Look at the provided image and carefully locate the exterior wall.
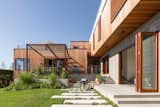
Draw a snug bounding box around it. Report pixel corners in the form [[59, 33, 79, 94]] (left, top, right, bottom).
[[90, 0, 141, 56], [109, 54, 119, 84], [14, 49, 43, 79], [70, 41, 90, 52], [99, 13, 160, 90], [68, 49, 88, 72]]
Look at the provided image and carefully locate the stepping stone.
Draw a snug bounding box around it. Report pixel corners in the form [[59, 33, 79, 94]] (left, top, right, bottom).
[[63, 99, 107, 104], [69, 91, 95, 93], [51, 105, 112, 107], [51, 95, 101, 99], [62, 93, 97, 96]]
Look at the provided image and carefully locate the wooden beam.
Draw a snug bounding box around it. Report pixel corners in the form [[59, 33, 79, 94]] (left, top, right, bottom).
[[27, 44, 46, 58]]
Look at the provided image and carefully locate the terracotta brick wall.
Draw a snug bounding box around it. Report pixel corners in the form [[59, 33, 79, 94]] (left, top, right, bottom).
[[68, 49, 88, 72], [14, 49, 43, 79]]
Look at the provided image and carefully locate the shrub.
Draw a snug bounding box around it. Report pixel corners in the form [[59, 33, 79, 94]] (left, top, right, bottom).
[[31, 82, 41, 89], [40, 82, 51, 89], [14, 80, 29, 90], [54, 82, 62, 89], [32, 66, 43, 76], [5, 82, 15, 91], [19, 73, 35, 84], [48, 73, 57, 87], [60, 71, 68, 79]]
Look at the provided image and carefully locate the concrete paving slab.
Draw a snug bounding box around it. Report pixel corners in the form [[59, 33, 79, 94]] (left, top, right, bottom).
[[61, 93, 97, 96], [63, 99, 107, 104], [51, 95, 101, 99], [69, 91, 95, 93], [51, 105, 113, 107]]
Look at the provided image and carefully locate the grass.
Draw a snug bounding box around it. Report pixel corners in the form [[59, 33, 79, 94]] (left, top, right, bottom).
[[0, 88, 65, 107], [94, 89, 118, 107]]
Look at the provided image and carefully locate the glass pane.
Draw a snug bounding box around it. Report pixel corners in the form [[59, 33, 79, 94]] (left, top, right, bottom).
[[16, 59, 24, 70], [142, 35, 156, 89], [16, 58, 28, 71]]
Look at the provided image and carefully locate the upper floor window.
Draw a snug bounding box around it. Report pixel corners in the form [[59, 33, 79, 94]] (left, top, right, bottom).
[[15, 58, 28, 71], [98, 17, 101, 42], [111, 0, 127, 22], [93, 33, 95, 50], [73, 46, 79, 49]]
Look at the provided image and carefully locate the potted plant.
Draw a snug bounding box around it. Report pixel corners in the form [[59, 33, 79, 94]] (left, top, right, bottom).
[[95, 74, 102, 84]]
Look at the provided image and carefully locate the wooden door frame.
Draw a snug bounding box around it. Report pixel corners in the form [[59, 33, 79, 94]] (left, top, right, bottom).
[[118, 53, 122, 84], [102, 58, 107, 74], [136, 32, 159, 92]]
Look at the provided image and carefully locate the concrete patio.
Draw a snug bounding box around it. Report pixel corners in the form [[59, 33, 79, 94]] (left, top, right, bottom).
[[95, 84, 160, 107]]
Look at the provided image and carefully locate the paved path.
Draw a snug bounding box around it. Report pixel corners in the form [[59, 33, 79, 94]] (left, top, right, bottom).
[[51, 89, 114, 107]]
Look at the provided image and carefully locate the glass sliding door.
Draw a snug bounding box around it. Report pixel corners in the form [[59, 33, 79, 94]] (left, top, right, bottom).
[[142, 35, 156, 90], [136, 32, 158, 92]]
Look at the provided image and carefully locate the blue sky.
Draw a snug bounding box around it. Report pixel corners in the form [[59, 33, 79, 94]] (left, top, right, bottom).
[[0, 0, 100, 69]]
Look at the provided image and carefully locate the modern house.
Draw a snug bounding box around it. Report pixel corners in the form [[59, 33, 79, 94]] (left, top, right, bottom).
[[14, 41, 98, 80], [14, 0, 160, 94], [89, 0, 160, 93]]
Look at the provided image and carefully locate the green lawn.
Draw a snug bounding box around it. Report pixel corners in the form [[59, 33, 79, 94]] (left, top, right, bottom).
[[0, 88, 65, 107]]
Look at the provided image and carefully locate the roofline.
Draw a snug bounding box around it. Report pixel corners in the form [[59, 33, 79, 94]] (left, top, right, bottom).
[[14, 48, 26, 50], [70, 41, 89, 42]]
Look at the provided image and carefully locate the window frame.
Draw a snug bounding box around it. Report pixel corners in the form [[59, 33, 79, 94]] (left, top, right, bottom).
[[15, 58, 29, 71]]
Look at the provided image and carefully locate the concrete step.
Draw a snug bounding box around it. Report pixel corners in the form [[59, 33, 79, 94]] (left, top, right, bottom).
[[119, 104, 160, 107], [114, 94, 160, 98], [51, 105, 112, 107], [116, 98, 160, 104], [51, 95, 101, 99], [61, 93, 97, 96], [63, 99, 107, 105]]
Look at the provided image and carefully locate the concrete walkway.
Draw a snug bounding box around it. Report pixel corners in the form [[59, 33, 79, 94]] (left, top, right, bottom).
[[51, 88, 114, 107]]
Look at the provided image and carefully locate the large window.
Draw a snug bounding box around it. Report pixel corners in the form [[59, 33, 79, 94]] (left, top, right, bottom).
[[136, 32, 158, 92], [15, 58, 28, 71]]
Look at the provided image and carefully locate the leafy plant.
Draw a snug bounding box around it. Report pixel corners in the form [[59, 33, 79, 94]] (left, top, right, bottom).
[[48, 73, 57, 87], [19, 73, 35, 84], [60, 71, 68, 79], [32, 66, 43, 76], [96, 74, 102, 81], [5, 82, 15, 91], [40, 82, 51, 89]]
